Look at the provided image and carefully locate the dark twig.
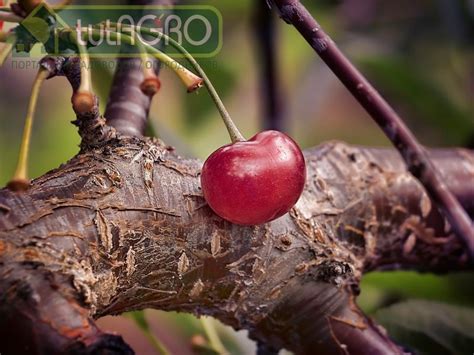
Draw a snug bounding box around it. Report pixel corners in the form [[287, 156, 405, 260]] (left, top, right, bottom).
[[104, 0, 174, 137], [254, 0, 285, 131], [271, 0, 474, 259], [40, 56, 116, 149], [104, 56, 153, 137]]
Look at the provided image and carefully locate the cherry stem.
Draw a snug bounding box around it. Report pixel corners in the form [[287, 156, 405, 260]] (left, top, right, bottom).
[[70, 31, 93, 94], [102, 23, 246, 143], [64, 25, 244, 143], [10, 67, 49, 183], [128, 26, 158, 81], [84, 26, 202, 93]]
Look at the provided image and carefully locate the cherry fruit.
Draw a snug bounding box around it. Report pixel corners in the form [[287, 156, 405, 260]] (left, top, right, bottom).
[[201, 130, 306, 225]]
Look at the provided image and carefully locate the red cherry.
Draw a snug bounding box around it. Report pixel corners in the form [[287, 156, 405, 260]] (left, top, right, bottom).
[[201, 130, 306, 225]]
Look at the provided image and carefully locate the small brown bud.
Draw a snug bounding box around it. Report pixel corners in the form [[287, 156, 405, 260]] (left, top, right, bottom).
[[7, 178, 30, 192], [139, 76, 161, 96], [71, 91, 95, 114]]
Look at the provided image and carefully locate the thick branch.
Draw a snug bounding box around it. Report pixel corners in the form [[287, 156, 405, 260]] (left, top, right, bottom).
[[271, 0, 474, 259], [0, 138, 472, 353]]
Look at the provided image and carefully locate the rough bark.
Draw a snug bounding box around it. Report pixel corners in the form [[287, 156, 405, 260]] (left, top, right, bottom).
[[0, 133, 472, 354], [3, 2, 472, 354]]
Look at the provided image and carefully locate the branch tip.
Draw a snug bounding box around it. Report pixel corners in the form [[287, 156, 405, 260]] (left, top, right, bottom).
[[187, 77, 204, 93]]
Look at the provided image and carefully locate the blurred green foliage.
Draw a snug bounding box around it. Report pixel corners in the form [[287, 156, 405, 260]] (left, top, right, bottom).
[[1, 0, 473, 353], [359, 56, 473, 145], [375, 300, 474, 354]]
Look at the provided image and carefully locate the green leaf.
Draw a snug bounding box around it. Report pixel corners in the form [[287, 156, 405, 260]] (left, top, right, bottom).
[[375, 300, 474, 355], [360, 271, 474, 312]]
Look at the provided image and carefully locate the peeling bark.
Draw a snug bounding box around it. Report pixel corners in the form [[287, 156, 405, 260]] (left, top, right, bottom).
[[0, 135, 472, 354]]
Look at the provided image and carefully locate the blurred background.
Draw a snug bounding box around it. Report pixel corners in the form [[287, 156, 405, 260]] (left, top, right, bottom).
[[0, 0, 473, 353]]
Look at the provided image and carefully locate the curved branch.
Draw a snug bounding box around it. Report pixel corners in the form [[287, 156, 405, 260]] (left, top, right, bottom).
[[271, 0, 474, 259], [0, 137, 472, 353]]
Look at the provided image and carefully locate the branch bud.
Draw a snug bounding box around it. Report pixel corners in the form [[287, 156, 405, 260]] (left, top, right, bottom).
[[71, 91, 95, 114], [139, 76, 161, 97]]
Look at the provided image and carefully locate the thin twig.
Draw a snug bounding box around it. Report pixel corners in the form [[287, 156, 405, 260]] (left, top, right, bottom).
[[90, 23, 244, 142], [271, 0, 474, 259], [254, 0, 285, 131], [110, 24, 245, 143], [14, 67, 49, 179]]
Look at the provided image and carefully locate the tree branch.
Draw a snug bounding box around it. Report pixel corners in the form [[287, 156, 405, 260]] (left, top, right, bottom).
[[104, 56, 153, 137], [104, 0, 174, 137], [0, 135, 472, 353], [271, 0, 474, 259], [254, 0, 285, 131]]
